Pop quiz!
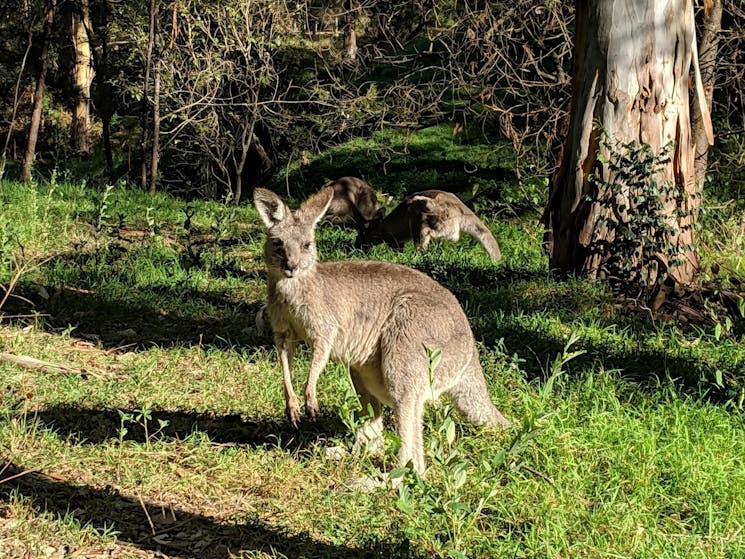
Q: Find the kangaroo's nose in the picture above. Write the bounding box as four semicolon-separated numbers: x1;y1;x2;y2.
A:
282;258;299;276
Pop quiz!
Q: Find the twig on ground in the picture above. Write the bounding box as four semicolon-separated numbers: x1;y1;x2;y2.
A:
0;352;108;379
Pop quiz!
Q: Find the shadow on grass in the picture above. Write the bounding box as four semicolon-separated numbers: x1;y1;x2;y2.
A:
33;405;348;454
274;155;516;200
5;282;271;352
4;245;738;400
0;461;422;559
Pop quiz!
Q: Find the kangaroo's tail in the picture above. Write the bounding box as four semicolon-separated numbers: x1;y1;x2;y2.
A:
461;215;502;261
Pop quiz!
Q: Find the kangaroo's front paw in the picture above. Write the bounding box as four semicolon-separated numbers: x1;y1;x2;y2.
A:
286;402;302;428
306;401;320;421
305;390;320;421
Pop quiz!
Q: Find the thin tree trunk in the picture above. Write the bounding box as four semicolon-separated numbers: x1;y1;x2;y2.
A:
98;0;113;172
20;0;56;183
232;122;251;204
342;0;358;64
1;28;33;178
148;59;161;193
140;0;157;190
545;0;713;290
71;0;94;156
692;0;722;191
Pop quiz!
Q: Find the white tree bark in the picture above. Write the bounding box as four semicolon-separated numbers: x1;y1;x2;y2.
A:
545;0;713;288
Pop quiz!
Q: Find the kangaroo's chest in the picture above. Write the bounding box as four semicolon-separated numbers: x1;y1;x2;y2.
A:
268;277;379;365
268;280;329;340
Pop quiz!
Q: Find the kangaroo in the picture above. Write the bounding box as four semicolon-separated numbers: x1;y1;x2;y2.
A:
253;186;510;474
323;177;384;227
358;189;502;261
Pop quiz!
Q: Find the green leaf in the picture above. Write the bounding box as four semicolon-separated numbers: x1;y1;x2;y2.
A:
445;417;456;446
396;496;415;515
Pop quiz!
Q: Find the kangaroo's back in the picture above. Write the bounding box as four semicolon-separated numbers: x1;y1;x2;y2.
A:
359;190;502;260
324;177;383;226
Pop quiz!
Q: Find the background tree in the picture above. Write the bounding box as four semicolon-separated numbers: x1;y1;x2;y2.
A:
70;0;94;156
20;0;56;182
140;0;158;191
2;0;743;206
692;0;723;191
341;0;359;65
544;0;713;299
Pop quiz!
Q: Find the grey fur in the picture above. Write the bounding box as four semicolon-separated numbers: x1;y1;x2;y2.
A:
358;189;502;261
323;177;384;227
253;186;510;474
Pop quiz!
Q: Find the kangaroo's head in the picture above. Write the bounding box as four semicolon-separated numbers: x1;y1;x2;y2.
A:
253;187;334;279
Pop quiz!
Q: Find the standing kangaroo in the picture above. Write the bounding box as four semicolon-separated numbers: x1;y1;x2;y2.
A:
358;189;502;261
323;177;384;227
254;186;510;474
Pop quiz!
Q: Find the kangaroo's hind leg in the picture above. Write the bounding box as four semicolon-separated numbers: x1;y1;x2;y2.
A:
350;367;385;456
392;390;427;474
380;347;430;474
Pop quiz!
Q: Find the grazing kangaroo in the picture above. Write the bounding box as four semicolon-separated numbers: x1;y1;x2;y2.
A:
323;177;384;227
358;189;502;261
253;186;510;474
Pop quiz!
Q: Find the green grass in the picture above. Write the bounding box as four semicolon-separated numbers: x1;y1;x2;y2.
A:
2;131;745;557
266;124;544;215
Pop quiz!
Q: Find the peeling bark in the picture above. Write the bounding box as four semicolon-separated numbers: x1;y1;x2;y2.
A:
692;0;722;191
545;0;713;289
72;0;94;155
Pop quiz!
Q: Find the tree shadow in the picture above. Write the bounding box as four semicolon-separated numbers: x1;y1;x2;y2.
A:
387;260;737;400
479;318;727;393
4;278;270;352
265;126;521;209
32;404;348;453
0;461;423;559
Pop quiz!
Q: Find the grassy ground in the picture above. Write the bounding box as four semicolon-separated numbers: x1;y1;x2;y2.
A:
2;128;745;558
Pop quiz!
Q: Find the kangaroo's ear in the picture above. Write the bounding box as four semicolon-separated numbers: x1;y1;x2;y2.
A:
296;186;334;227
254;188;290;228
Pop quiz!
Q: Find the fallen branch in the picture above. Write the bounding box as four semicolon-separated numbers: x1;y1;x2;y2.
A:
0;352;76;372
0;352;107;379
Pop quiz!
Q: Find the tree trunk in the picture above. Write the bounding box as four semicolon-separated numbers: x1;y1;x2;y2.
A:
140;0;157;190
71;0;94;156
98;0;114;172
545;0;713;292
1;28;33;178
691;0;722;191
342;0;358;64
20;0;56;183
148;59;161;193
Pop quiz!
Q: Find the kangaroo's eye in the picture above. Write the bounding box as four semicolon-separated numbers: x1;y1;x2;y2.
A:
302;241;312;250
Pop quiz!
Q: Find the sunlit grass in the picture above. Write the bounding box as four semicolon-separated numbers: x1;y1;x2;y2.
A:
2;129;745;557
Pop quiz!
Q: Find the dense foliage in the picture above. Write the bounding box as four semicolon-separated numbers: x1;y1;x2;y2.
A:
1;1;741;201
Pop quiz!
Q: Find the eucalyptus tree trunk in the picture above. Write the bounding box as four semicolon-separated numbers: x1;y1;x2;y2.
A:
545;0;713;290
692;0;722;191
71;0;94;155
20;0;56;182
